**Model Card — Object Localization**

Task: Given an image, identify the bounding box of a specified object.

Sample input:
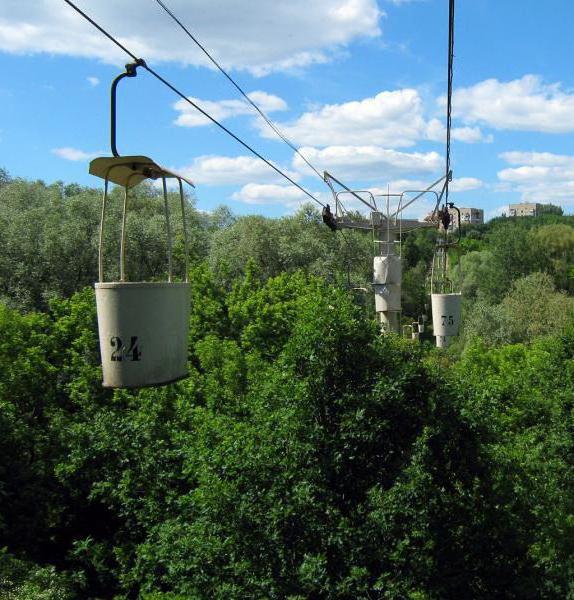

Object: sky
[2,0,574,220]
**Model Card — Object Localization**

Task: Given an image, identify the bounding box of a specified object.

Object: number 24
[110,336,141,362]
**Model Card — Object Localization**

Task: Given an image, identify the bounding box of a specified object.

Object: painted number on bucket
[441,315,455,326]
[110,336,141,361]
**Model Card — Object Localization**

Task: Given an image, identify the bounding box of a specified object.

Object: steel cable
[152,0,326,186]
[62,0,326,208]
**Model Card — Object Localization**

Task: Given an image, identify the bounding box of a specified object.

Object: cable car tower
[324,0,463,347]
[324,172,448,334]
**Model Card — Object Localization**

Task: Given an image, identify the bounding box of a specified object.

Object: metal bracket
[110,58,147,157]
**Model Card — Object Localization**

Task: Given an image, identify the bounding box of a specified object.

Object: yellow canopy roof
[89,155,195,189]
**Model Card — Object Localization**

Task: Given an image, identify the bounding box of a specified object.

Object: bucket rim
[431,292,462,298]
[102,371,190,389]
[95,281,190,289]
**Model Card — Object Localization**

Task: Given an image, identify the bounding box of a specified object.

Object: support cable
[62,0,325,208]
[444,0,455,206]
[152,0,326,186]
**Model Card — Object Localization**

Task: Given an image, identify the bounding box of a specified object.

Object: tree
[0,167,10,187]
[537,203,563,216]
[0,178,207,312]
[481,225,549,303]
[530,224,574,292]
[501,272,574,342]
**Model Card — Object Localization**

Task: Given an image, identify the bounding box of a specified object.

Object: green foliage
[455,337,574,596]
[0,179,206,312]
[208,204,371,289]
[0,549,77,600]
[4,172,574,597]
[0,167,11,187]
[537,203,564,216]
[461,272,574,349]
[530,224,574,292]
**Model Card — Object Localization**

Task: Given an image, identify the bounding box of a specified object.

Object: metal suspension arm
[324,171,378,212]
[392,172,449,220]
[110,59,146,157]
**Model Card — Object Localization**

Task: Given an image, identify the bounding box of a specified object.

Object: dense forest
[2,171,574,598]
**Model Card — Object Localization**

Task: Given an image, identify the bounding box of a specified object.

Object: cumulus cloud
[500,151,574,168]
[498,151,574,204]
[0,0,382,75]
[174,91,287,127]
[449,177,483,192]
[263,89,427,147]
[52,147,99,161]
[260,89,490,148]
[426,118,492,143]
[176,155,299,185]
[292,145,442,181]
[452,75,574,133]
[231,183,310,206]
[87,76,100,87]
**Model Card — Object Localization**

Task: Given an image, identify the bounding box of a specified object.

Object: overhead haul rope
[432,0,458,295]
[444,0,455,206]
[152,0,326,187]
[62,0,326,209]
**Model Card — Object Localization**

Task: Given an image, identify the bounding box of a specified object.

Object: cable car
[90,155,193,388]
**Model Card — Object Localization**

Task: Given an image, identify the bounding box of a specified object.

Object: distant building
[448,207,484,229]
[508,202,563,217]
[508,202,541,217]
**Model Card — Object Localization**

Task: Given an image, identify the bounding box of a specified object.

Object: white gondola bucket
[90,156,193,388]
[431,292,462,345]
[374,283,401,312]
[95,282,189,387]
[373,255,402,284]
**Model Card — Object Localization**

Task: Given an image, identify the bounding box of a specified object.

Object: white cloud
[87,76,100,87]
[52,147,99,161]
[231,183,310,206]
[176,155,299,186]
[452,75,574,133]
[499,151,574,167]
[425,119,492,143]
[498,151,574,204]
[0,0,382,75]
[261,89,490,148]
[174,91,287,127]
[449,177,483,192]
[264,89,427,147]
[486,204,510,220]
[292,145,442,181]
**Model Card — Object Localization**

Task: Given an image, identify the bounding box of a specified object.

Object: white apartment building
[448,207,484,229]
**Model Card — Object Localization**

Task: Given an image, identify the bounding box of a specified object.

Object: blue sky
[2,0,574,219]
